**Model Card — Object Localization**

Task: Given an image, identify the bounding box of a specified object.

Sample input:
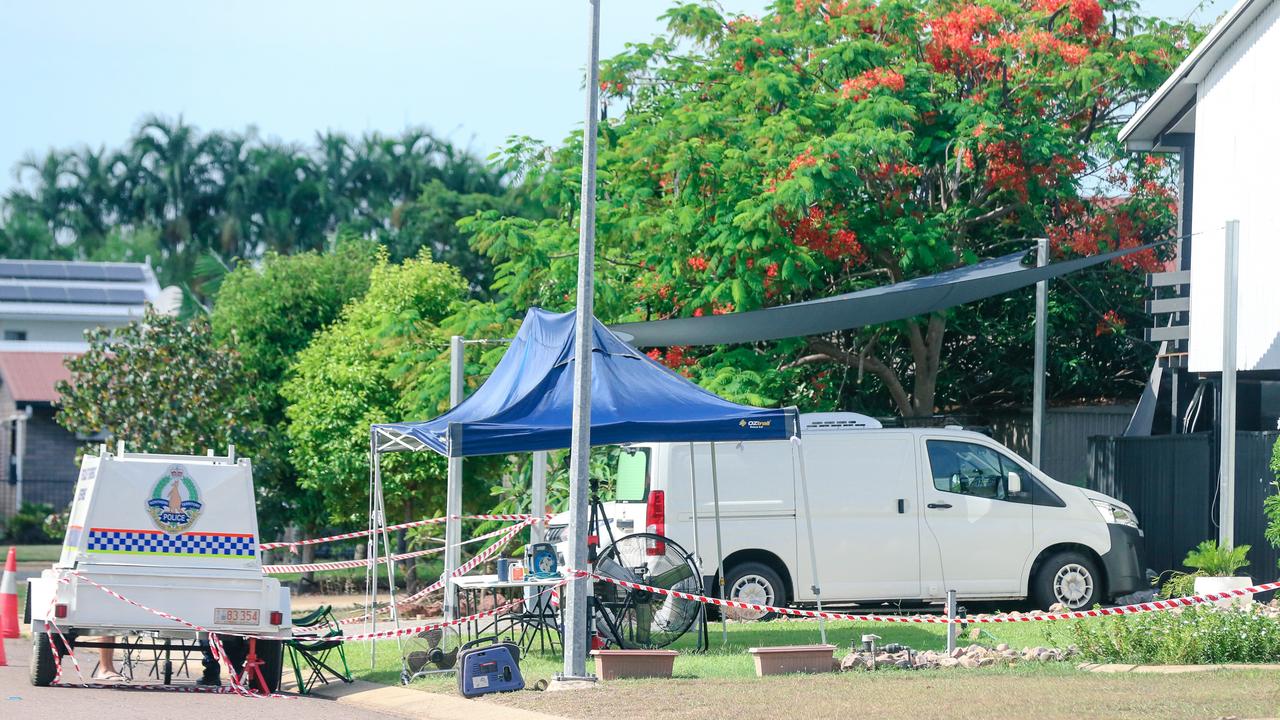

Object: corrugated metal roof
[0,351,76,403]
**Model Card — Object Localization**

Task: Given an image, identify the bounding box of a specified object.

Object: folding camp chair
[285,605,353,695]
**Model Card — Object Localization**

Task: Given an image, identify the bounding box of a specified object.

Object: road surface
[0,634,405,720]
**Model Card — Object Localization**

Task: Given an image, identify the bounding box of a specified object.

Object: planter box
[748,645,837,676]
[1194,576,1254,607]
[591,649,678,680]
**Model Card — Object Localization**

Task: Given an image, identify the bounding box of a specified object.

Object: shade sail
[612,241,1165,348]
[374,308,799,457]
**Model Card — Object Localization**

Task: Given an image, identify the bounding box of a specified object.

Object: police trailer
[25,446,291,690]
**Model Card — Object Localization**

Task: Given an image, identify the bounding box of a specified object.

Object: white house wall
[1189,0,1280,372]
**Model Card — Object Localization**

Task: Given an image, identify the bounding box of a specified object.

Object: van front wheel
[1033,552,1100,611]
[724,563,785,622]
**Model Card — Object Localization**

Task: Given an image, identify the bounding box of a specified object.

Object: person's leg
[94,637,123,681]
[198,638,221,685]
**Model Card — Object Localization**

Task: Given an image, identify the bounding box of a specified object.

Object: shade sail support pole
[1219,219,1239,548]
[709,442,727,645]
[1032,237,1048,468]
[792,436,826,645]
[444,335,465,622]
[561,0,601,682]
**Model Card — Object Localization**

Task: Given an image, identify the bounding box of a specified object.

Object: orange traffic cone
[1,546,18,639]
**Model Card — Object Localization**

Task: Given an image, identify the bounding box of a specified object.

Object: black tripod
[582,476,626,649]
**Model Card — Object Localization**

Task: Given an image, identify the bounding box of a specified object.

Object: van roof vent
[800,412,883,431]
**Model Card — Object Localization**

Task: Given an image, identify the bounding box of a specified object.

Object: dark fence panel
[1088,431,1280,582]
[1087,433,1214,575]
[1235,432,1280,580]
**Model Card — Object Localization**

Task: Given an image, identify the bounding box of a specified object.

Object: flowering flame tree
[464,0,1197,416]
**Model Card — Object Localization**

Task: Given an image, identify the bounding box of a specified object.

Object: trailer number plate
[215,608,260,626]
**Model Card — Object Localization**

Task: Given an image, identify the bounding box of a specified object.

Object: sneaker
[196,674,221,687]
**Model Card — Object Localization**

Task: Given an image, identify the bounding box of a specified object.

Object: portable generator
[457,637,524,697]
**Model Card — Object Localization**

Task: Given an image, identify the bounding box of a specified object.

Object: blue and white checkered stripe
[87,529,256,557]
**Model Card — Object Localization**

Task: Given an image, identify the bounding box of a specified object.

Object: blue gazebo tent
[373,307,799,456]
[367,308,826,649]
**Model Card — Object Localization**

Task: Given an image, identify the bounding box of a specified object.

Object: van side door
[919,437,1034,597]
[796,432,921,601]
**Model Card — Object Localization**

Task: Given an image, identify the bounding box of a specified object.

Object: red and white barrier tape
[259,514,551,551]
[67,572,289,697]
[338,518,535,626]
[262,524,515,574]
[580,570,1280,624]
[340,595,537,642]
[58,569,552,647]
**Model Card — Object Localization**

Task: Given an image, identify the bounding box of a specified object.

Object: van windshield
[614,448,649,503]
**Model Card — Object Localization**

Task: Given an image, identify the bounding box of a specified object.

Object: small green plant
[1153,570,1201,600]
[1184,539,1250,577]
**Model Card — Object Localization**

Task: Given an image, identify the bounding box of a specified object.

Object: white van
[551,413,1144,616]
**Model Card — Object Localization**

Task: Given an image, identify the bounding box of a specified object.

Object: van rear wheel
[1033,551,1101,611]
[724,562,785,622]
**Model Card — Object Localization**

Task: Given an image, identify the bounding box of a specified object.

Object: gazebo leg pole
[688,443,706,651]
[527,451,548,609]
[366,432,379,669]
[373,442,407,670]
[792,436,826,645]
[444,336,466,623]
[709,442,728,645]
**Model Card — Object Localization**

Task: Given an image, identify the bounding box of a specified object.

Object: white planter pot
[1193,576,1253,607]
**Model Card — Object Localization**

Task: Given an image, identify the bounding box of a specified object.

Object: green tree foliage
[281,254,467,524]
[1264,437,1280,559]
[210,238,382,534]
[55,310,258,454]
[464,0,1193,415]
[1,117,512,299]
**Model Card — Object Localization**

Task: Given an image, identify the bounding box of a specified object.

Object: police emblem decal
[146,464,203,534]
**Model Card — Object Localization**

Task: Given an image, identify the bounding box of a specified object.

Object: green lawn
[343,617,1062,691]
[14,544,62,562]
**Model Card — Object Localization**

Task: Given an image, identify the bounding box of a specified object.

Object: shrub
[1184,539,1250,577]
[1060,605,1280,664]
[4,502,57,543]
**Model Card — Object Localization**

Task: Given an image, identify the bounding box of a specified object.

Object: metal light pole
[561,0,601,682]
[1032,238,1049,468]
[1219,220,1240,548]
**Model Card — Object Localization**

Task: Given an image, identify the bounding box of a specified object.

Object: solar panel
[0,261,147,282]
[65,264,110,281]
[103,288,146,305]
[27,286,68,302]
[0,286,27,301]
[20,263,66,280]
[66,287,109,303]
[102,265,146,282]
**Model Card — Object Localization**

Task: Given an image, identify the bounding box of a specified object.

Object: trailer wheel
[30,631,59,687]
[724,562,786,622]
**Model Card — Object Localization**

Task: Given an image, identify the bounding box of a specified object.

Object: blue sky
[0,0,1231,194]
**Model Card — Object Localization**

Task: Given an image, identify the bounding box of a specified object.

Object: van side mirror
[1006,471,1023,495]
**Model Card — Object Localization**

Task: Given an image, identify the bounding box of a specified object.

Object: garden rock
[838,642,1071,671]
